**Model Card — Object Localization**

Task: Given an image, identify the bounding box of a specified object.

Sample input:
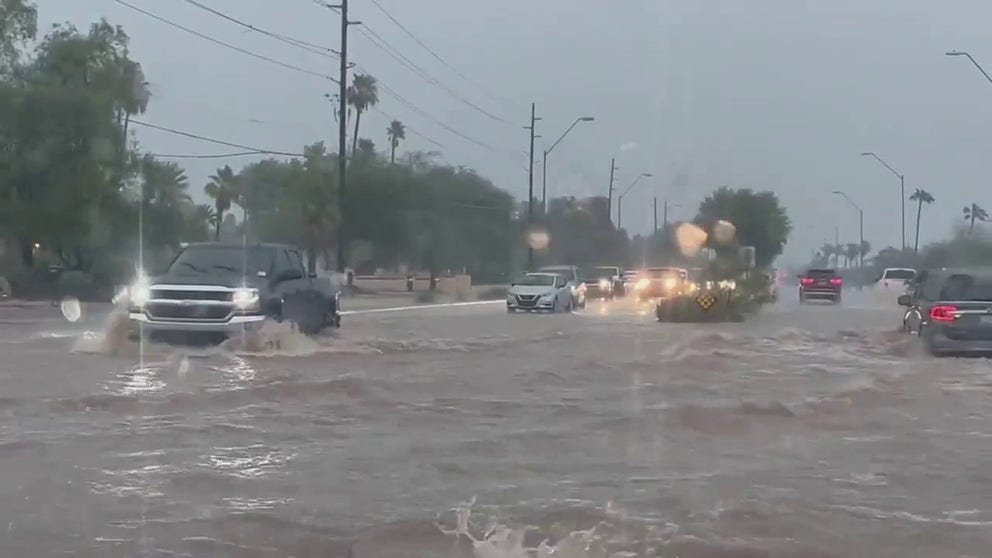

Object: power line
[112,0,338,83]
[150,151,271,159]
[365,0,523,110]
[307,0,516,157]
[360,70,503,152]
[355,25,515,126]
[130,120,303,156]
[179,0,340,59]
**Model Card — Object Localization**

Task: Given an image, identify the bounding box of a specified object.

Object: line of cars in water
[125,240,992,358]
[505,265,729,314]
[796,264,992,357]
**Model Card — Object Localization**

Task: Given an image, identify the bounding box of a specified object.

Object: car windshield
[648,268,682,279]
[883,269,915,280]
[168,245,275,276]
[540,267,573,280]
[939,274,992,301]
[515,274,555,287]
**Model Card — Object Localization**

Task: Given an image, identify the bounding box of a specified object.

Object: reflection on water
[1,298,990,557]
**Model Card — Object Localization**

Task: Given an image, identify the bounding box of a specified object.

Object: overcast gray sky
[41,0,992,263]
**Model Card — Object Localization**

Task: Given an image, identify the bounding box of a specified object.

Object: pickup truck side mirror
[897,294,911,307]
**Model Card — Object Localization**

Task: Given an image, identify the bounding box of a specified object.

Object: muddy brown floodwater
[0,293,990,557]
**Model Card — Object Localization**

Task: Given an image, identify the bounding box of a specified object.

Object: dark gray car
[899,267,992,356]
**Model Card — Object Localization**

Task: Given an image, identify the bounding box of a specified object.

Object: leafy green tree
[0,0,37,72]
[909,188,935,254]
[1,20,142,269]
[693,187,792,268]
[347,73,378,156]
[386,119,405,164]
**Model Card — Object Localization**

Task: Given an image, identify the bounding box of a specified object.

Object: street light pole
[860,152,905,251]
[946,50,992,86]
[541,116,594,211]
[832,190,864,290]
[616,173,653,230]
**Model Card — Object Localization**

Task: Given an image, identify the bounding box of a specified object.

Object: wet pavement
[0,292,990,557]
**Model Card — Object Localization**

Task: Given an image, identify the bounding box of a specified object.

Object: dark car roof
[923,267,992,279]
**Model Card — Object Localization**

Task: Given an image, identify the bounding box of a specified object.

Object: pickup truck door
[286,249,313,294]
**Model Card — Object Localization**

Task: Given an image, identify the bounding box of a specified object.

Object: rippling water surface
[1,295,990,557]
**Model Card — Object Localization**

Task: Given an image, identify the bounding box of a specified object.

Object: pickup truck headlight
[232,288,260,310]
[128,283,150,308]
[598,279,610,290]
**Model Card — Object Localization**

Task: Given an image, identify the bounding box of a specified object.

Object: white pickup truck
[872,267,916,304]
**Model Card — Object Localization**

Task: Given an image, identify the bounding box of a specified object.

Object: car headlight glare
[232,287,260,309]
[598,279,610,289]
[129,284,150,307]
[635,278,650,290]
[662,277,678,291]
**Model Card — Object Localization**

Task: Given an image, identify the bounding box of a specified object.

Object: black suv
[798,268,842,304]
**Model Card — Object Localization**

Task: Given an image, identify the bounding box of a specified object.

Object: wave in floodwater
[68,310,567,359]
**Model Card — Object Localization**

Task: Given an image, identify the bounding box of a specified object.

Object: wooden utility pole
[606,157,617,224]
[332,0,359,272]
[525,103,540,269]
[653,197,658,234]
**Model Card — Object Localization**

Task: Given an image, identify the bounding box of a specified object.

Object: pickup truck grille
[145,303,232,321]
[150,288,231,301]
[141,284,241,322]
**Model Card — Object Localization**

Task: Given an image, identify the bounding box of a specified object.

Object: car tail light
[829,278,842,286]
[800,277,814,285]
[929,305,958,323]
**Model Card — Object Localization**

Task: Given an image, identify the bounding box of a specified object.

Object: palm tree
[204,165,238,241]
[963,202,988,234]
[818,243,835,267]
[386,119,406,164]
[845,243,859,268]
[347,73,379,156]
[115,60,150,155]
[140,155,189,207]
[909,188,935,254]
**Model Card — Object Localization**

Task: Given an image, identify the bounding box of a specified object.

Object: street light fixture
[831,190,864,290]
[859,152,905,251]
[542,116,595,211]
[616,173,653,230]
[946,50,992,86]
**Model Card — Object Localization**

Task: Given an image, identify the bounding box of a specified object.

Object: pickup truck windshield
[168,245,276,276]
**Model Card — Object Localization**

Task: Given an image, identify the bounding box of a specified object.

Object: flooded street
[1,294,991,557]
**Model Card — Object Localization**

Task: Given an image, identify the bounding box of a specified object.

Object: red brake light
[801,277,814,285]
[929,305,958,323]
[829,278,842,286]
